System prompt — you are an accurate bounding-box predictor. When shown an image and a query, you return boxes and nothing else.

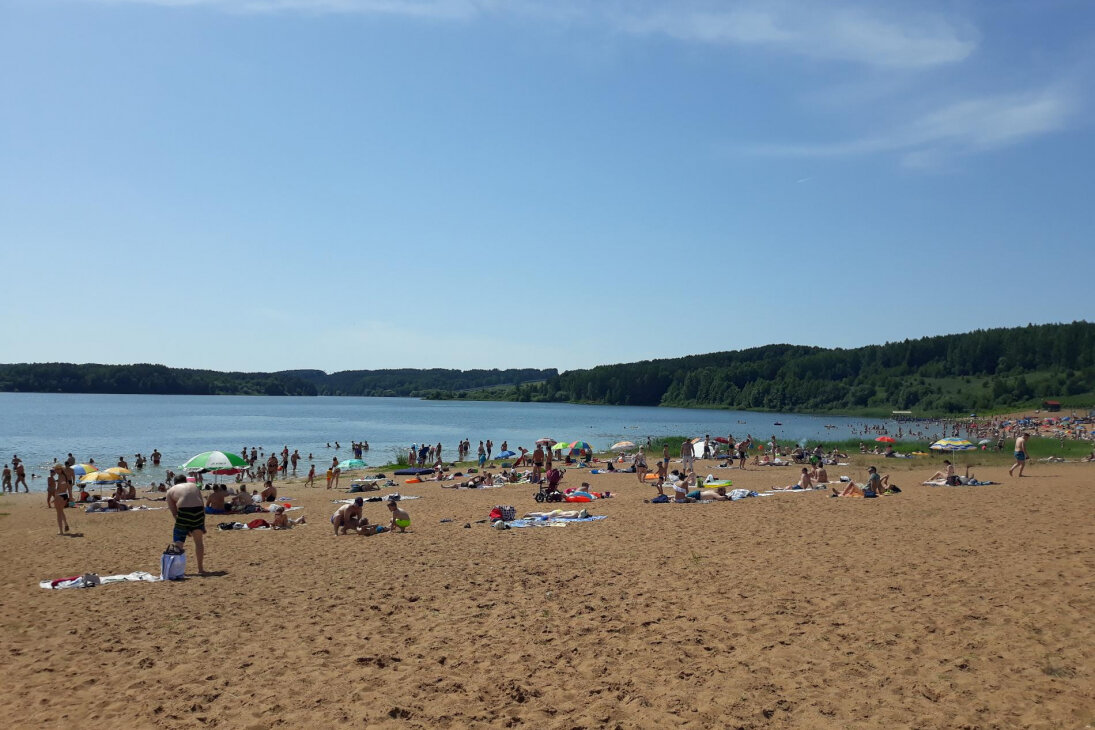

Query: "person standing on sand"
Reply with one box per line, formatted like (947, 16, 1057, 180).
(305, 463, 315, 487)
(332, 466, 341, 490)
(681, 440, 694, 473)
(486, 440, 493, 461)
(166, 475, 206, 574)
(663, 442, 670, 466)
(634, 447, 648, 483)
(2, 464, 11, 492)
(49, 467, 71, 535)
(267, 454, 279, 481)
(14, 462, 28, 492)
(1010, 433, 1029, 477)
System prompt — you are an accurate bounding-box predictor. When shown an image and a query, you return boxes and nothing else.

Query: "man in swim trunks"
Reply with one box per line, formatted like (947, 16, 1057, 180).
(205, 485, 229, 514)
(1009, 433, 1029, 477)
(686, 486, 732, 501)
(166, 475, 206, 574)
(332, 498, 364, 535)
(387, 498, 411, 532)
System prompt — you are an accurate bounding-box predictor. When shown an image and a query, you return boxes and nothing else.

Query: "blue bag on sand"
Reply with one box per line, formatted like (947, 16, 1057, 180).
(160, 545, 186, 581)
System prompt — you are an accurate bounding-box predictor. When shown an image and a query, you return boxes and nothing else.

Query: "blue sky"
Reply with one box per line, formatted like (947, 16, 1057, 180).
(1, 0, 1092, 373)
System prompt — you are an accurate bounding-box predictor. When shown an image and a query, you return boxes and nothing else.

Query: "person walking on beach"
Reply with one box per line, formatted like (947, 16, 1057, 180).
(305, 463, 315, 487)
(14, 462, 28, 492)
(1009, 433, 1029, 477)
(2, 464, 11, 492)
(477, 442, 486, 468)
(49, 466, 71, 535)
(166, 475, 206, 574)
(681, 440, 694, 473)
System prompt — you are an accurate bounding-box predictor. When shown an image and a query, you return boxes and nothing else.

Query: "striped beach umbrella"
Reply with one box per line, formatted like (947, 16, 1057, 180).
(930, 438, 974, 451)
(80, 471, 123, 484)
(610, 441, 636, 451)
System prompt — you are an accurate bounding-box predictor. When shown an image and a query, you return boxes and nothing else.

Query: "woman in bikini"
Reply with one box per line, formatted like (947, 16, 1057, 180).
(51, 466, 71, 535)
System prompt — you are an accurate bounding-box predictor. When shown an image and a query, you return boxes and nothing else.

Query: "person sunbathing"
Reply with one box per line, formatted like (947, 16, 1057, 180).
(833, 467, 888, 497)
(773, 468, 815, 491)
(812, 464, 829, 484)
(260, 480, 277, 502)
(443, 474, 487, 489)
(271, 505, 306, 529)
(522, 508, 590, 519)
(685, 486, 732, 501)
(927, 460, 957, 485)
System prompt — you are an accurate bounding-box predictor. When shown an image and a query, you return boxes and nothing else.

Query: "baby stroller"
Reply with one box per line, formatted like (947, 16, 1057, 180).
(534, 468, 565, 503)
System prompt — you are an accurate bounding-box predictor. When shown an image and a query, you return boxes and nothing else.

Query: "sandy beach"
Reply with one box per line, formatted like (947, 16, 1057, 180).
(1, 456, 1092, 729)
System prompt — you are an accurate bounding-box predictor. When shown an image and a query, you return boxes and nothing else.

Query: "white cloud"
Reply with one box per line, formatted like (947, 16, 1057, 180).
(87, 0, 976, 68)
(609, 2, 976, 68)
(753, 86, 1076, 165)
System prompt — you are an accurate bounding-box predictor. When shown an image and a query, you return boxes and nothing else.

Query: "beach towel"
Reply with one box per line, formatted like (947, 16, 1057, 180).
(922, 479, 999, 487)
(507, 515, 608, 528)
(85, 505, 166, 513)
(40, 572, 160, 589)
(333, 495, 420, 505)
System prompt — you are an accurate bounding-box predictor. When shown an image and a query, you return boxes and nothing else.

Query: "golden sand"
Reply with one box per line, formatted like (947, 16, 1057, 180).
(1, 457, 1092, 728)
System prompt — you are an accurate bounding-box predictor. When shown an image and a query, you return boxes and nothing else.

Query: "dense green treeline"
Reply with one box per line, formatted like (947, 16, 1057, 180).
(0, 363, 317, 396)
(0, 363, 556, 398)
(463, 322, 1095, 414)
(278, 368, 557, 397)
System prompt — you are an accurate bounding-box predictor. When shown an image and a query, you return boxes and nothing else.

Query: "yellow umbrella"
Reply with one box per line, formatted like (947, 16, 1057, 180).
(81, 471, 123, 484)
(104, 466, 133, 475)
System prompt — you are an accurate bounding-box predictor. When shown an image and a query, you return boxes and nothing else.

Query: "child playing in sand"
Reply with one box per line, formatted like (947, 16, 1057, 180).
(387, 498, 411, 532)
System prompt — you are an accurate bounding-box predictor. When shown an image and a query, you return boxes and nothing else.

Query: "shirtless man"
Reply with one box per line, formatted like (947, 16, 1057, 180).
(813, 463, 829, 484)
(14, 462, 28, 492)
(267, 454, 279, 480)
(1009, 433, 1029, 477)
(531, 445, 545, 484)
(686, 486, 732, 501)
(2, 464, 11, 492)
(205, 485, 229, 514)
(166, 475, 206, 573)
(117, 456, 129, 469)
(260, 480, 277, 502)
(387, 499, 411, 533)
(151, 449, 161, 466)
(331, 498, 363, 535)
(680, 440, 695, 473)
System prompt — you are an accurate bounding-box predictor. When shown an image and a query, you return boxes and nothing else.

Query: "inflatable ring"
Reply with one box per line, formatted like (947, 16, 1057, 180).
(404, 478, 422, 484)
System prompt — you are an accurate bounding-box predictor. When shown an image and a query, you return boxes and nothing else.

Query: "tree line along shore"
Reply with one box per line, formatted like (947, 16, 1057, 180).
(1, 322, 1092, 417)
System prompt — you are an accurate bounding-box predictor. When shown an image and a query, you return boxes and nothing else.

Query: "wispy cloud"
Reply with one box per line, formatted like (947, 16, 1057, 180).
(753, 86, 1077, 166)
(89, 0, 977, 68)
(609, 2, 976, 68)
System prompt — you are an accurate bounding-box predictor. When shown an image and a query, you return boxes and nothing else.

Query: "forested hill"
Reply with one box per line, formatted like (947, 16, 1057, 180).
(0, 363, 556, 397)
(494, 322, 1095, 414)
(277, 368, 557, 396)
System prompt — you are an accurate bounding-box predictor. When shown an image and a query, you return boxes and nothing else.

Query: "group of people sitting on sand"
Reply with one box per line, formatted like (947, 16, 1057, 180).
(203, 482, 282, 514)
(331, 496, 411, 536)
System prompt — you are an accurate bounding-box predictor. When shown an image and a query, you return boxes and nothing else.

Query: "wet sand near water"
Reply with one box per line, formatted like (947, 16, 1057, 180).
(0, 459, 1092, 728)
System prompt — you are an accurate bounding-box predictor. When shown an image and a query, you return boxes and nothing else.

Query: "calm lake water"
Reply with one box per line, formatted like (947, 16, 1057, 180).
(0, 393, 899, 491)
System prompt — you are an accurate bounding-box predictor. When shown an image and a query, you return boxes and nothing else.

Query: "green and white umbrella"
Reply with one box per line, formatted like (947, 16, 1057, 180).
(180, 451, 248, 472)
(337, 459, 368, 471)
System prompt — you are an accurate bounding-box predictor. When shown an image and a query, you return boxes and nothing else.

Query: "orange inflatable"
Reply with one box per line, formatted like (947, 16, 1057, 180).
(404, 478, 422, 484)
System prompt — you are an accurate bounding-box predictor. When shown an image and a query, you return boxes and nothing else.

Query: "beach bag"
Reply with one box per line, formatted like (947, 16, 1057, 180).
(489, 506, 516, 522)
(160, 545, 186, 581)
